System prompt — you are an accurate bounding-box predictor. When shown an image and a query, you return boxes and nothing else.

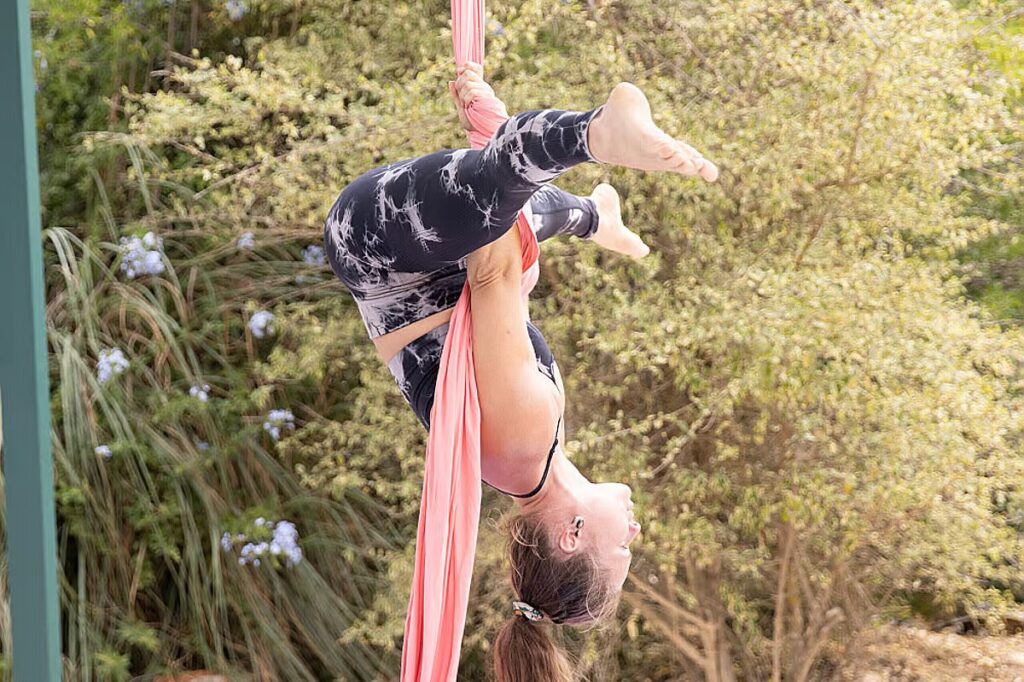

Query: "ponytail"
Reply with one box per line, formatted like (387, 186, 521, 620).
(493, 615, 573, 682)
(493, 513, 621, 682)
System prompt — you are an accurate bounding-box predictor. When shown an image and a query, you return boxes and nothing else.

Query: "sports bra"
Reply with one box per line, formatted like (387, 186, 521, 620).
(483, 415, 562, 498)
(386, 320, 563, 499)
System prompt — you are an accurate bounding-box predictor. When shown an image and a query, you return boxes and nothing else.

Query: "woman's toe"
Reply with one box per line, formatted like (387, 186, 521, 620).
(626, 232, 650, 258)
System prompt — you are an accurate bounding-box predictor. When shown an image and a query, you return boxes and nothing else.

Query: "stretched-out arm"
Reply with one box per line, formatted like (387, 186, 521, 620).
(466, 228, 561, 463)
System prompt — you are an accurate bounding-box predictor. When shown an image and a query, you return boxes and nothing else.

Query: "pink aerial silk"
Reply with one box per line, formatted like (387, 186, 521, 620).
(399, 1, 540, 680)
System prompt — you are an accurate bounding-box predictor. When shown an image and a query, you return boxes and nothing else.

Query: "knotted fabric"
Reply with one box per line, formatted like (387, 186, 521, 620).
(398, 1, 540, 680)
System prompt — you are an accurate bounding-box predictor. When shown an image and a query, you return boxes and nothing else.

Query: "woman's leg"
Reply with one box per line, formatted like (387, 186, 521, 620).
(527, 185, 599, 242)
(325, 107, 603, 283)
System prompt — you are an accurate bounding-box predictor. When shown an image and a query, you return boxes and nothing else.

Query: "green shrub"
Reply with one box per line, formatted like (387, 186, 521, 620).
(10, 0, 1024, 679)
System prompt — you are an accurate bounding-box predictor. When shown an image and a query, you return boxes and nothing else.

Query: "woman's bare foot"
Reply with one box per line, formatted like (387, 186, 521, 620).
(589, 183, 650, 259)
(587, 83, 719, 182)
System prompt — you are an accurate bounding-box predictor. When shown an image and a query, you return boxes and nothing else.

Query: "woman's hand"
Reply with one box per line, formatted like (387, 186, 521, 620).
(448, 61, 509, 132)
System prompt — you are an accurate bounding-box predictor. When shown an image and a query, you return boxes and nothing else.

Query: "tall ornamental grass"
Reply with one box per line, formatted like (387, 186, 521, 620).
(5, 0, 1024, 679)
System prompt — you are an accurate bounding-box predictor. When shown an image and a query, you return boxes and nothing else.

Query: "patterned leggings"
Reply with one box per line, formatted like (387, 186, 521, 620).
(323, 106, 603, 339)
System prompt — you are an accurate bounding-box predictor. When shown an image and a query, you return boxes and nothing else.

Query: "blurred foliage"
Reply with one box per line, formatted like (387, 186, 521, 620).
(5, 0, 1023, 679)
(959, 6, 1024, 327)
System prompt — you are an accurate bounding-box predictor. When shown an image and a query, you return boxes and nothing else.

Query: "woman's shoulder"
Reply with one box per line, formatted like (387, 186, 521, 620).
(480, 397, 562, 496)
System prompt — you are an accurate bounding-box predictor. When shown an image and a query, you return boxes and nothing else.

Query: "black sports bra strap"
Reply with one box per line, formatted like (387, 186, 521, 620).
(485, 415, 562, 499)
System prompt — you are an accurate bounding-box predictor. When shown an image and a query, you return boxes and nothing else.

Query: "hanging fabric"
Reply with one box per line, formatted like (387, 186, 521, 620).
(399, 1, 540, 680)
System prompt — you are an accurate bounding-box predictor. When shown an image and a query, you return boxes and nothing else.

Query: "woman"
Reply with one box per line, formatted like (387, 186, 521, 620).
(323, 64, 718, 680)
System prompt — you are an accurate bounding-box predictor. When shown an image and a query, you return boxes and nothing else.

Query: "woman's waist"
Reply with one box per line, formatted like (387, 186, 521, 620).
(375, 308, 456, 364)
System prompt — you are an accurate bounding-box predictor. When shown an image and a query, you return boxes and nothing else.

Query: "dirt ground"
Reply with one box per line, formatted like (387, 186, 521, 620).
(835, 625, 1024, 682)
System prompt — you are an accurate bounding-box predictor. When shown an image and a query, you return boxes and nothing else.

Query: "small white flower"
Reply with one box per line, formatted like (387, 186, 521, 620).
(141, 231, 161, 250)
(97, 348, 130, 384)
(118, 233, 165, 280)
(302, 245, 326, 266)
(262, 409, 295, 441)
(197, 441, 210, 452)
(272, 520, 303, 567)
(226, 0, 247, 22)
(237, 231, 256, 251)
(230, 519, 303, 568)
(190, 383, 211, 402)
(95, 445, 113, 459)
(249, 310, 275, 339)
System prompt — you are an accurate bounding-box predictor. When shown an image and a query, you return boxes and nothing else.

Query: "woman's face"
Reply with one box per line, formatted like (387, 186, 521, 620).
(579, 481, 641, 588)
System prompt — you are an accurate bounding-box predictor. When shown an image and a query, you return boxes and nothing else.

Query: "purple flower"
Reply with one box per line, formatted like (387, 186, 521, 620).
(237, 231, 256, 251)
(95, 445, 113, 459)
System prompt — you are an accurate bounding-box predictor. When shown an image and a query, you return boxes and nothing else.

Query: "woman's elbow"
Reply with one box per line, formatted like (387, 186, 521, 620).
(467, 250, 521, 288)
(467, 226, 522, 288)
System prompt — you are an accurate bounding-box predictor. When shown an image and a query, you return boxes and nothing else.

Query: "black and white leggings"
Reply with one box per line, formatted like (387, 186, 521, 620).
(323, 106, 603, 426)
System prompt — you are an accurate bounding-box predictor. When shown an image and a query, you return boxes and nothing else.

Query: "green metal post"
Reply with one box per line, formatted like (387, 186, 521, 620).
(0, 0, 64, 680)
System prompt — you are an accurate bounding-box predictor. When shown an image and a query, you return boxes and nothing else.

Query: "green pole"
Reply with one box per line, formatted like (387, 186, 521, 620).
(0, 0, 63, 680)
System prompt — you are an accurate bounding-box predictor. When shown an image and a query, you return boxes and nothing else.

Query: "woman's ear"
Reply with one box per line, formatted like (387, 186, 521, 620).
(556, 516, 584, 554)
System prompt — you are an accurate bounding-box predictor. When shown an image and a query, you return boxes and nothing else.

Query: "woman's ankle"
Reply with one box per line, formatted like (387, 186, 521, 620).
(585, 105, 610, 164)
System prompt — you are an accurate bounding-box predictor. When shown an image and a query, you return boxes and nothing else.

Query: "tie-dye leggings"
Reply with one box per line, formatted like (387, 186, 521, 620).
(323, 106, 603, 339)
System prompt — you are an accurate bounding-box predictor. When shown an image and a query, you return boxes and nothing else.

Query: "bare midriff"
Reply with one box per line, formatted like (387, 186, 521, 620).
(372, 307, 456, 364)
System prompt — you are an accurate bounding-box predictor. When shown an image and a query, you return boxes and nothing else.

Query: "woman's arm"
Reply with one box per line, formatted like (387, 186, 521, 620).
(466, 228, 561, 460)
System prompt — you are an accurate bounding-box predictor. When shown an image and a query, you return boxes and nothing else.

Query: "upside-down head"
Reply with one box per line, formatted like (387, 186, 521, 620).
(493, 481, 640, 682)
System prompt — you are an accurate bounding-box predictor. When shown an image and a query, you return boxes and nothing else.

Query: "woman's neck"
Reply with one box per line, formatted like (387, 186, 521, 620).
(514, 450, 587, 512)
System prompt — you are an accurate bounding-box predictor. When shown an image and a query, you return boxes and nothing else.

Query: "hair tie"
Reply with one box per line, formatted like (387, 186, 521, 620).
(511, 600, 544, 622)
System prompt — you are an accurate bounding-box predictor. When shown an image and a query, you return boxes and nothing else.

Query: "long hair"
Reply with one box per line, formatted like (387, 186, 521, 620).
(492, 513, 621, 682)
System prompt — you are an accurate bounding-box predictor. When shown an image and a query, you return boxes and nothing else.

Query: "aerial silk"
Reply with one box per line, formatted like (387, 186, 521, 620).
(399, 1, 541, 680)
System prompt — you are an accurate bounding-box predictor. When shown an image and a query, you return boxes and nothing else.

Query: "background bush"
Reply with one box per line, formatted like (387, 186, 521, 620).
(1, 0, 1022, 679)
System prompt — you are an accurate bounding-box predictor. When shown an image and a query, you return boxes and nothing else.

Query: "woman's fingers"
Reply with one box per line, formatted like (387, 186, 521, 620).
(455, 79, 494, 107)
(456, 60, 484, 77)
(449, 81, 474, 130)
(455, 71, 485, 94)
